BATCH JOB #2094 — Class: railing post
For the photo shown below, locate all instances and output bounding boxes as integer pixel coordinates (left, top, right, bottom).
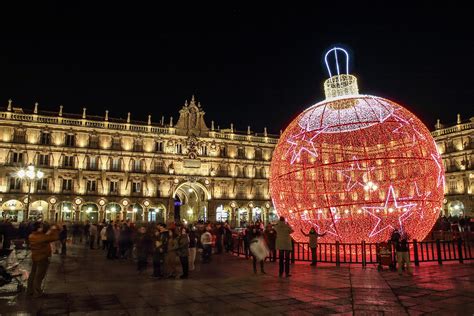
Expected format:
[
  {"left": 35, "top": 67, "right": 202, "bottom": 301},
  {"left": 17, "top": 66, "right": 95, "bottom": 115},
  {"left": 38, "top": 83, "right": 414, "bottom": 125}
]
[
  {"left": 458, "top": 238, "right": 464, "bottom": 264},
  {"left": 336, "top": 241, "right": 340, "bottom": 267},
  {"left": 436, "top": 239, "right": 443, "bottom": 265},
  {"left": 361, "top": 241, "right": 366, "bottom": 268},
  {"left": 291, "top": 240, "right": 295, "bottom": 264},
  {"left": 413, "top": 239, "right": 419, "bottom": 266},
  {"left": 238, "top": 237, "right": 241, "bottom": 256}
]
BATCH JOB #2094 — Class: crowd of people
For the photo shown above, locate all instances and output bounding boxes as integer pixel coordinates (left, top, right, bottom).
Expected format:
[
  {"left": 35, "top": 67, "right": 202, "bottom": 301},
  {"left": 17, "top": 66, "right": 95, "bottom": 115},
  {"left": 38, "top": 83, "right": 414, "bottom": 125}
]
[
  {"left": 433, "top": 215, "right": 472, "bottom": 233},
  {"left": 0, "top": 216, "right": 300, "bottom": 298},
  {"left": 1, "top": 213, "right": 471, "bottom": 298}
]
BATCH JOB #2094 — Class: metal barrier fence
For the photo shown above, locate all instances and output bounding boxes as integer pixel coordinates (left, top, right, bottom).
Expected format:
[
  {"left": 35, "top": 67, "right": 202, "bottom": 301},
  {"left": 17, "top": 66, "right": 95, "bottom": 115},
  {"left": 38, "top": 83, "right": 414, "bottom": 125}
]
[{"left": 231, "top": 237, "right": 474, "bottom": 267}]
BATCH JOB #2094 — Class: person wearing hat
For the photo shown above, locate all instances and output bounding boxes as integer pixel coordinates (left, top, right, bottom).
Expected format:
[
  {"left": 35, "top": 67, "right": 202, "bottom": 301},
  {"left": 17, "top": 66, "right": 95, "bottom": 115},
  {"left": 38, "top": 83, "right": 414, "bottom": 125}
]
[
  {"left": 27, "top": 222, "right": 60, "bottom": 298},
  {"left": 274, "top": 216, "right": 294, "bottom": 277}
]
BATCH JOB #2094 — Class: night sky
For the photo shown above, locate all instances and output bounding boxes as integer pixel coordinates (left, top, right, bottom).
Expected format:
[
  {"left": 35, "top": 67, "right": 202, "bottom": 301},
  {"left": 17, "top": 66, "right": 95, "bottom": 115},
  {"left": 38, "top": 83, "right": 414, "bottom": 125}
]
[{"left": 0, "top": 3, "right": 472, "bottom": 135}]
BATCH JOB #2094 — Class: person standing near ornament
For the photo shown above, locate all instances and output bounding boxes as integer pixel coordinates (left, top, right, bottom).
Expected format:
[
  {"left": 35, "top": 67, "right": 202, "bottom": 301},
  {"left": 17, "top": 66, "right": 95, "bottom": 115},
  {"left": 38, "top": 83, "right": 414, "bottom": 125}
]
[
  {"left": 263, "top": 224, "right": 276, "bottom": 262},
  {"left": 27, "top": 222, "right": 60, "bottom": 298},
  {"left": 395, "top": 232, "right": 412, "bottom": 275},
  {"left": 274, "top": 216, "right": 294, "bottom": 277},
  {"left": 249, "top": 224, "right": 266, "bottom": 274},
  {"left": 300, "top": 227, "right": 325, "bottom": 266}
]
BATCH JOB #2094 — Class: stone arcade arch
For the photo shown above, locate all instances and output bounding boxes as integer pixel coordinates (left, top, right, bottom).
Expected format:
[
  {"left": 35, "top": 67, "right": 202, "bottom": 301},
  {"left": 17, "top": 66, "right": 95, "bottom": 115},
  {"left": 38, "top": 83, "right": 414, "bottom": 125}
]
[{"left": 172, "top": 181, "right": 211, "bottom": 222}]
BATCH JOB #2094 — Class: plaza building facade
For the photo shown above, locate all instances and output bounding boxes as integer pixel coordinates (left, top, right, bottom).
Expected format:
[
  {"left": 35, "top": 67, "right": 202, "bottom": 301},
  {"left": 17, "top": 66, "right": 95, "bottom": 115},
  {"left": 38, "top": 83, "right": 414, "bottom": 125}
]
[
  {"left": 432, "top": 114, "right": 474, "bottom": 216},
  {"left": 0, "top": 96, "right": 279, "bottom": 225}
]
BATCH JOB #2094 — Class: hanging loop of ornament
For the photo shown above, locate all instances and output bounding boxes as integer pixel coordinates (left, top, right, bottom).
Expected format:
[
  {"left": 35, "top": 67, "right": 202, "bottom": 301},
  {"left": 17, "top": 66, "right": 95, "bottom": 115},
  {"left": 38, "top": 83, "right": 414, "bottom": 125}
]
[{"left": 324, "top": 47, "right": 350, "bottom": 77}]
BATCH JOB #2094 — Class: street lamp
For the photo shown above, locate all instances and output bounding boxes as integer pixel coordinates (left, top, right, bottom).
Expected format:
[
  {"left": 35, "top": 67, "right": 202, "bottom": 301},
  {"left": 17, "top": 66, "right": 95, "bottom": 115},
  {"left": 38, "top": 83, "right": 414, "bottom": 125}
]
[{"left": 16, "top": 164, "right": 44, "bottom": 220}]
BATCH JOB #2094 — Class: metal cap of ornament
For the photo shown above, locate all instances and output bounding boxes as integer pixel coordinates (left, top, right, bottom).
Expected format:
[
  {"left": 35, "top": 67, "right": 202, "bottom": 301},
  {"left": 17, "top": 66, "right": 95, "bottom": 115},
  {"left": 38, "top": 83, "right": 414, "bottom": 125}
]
[{"left": 323, "top": 47, "right": 359, "bottom": 101}]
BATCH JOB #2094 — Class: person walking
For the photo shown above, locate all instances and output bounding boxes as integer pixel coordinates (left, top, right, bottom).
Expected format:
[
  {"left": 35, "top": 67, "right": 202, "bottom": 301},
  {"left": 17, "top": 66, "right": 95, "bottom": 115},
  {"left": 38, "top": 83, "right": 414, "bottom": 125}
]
[
  {"left": 72, "top": 223, "right": 80, "bottom": 244},
  {"left": 264, "top": 224, "right": 277, "bottom": 262},
  {"left": 119, "top": 224, "right": 132, "bottom": 259},
  {"left": 188, "top": 226, "right": 197, "bottom": 271},
  {"left": 83, "top": 221, "right": 90, "bottom": 245},
  {"left": 89, "top": 223, "right": 97, "bottom": 250},
  {"left": 300, "top": 227, "right": 325, "bottom": 266},
  {"left": 249, "top": 224, "right": 266, "bottom": 274},
  {"left": 100, "top": 224, "right": 107, "bottom": 250},
  {"left": 134, "top": 226, "right": 152, "bottom": 273},
  {"left": 177, "top": 227, "right": 190, "bottom": 279},
  {"left": 96, "top": 221, "right": 104, "bottom": 248},
  {"left": 223, "top": 222, "right": 233, "bottom": 253},
  {"left": 274, "top": 216, "right": 294, "bottom": 277},
  {"left": 27, "top": 222, "right": 60, "bottom": 298},
  {"left": 106, "top": 224, "right": 116, "bottom": 259},
  {"left": 152, "top": 223, "right": 168, "bottom": 278},
  {"left": 59, "top": 225, "right": 68, "bottom": 256},
  {"left": 396, "top": 232, "right": 412, "bottom": 275},
  {"left": 215, "top": 223, "right": 224, "bottom": 254},
  {"left": 113, "top": 223, "right": 121, "bottom": 258},
  {"left": 200, "top": 226, "right": 213, "bottom": 263},
  {"left": 164, "top": 229, "right": 178, "bottom": 278},
  {"left": 243, "top": 227, "right": 251, "bottom": 259}
]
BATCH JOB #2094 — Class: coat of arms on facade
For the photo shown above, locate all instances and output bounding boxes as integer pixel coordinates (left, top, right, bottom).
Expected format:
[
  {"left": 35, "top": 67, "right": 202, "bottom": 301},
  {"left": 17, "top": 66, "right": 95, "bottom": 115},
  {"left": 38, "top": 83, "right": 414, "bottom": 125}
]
[{"left": 186, "top": 135, "right": 199, "bottom": 159}]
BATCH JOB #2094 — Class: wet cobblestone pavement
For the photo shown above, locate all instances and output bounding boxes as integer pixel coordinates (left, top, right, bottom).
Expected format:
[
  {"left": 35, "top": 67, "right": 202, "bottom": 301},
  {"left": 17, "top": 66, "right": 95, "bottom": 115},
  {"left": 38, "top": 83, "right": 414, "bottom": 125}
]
[{"left": 0, "top": 245, "right": 473, "bottom": 315}]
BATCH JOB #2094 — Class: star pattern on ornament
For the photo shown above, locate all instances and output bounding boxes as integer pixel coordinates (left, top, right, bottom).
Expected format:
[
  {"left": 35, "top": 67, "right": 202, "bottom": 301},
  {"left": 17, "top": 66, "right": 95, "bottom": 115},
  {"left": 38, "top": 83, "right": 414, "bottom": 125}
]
[
  {"left": 399, "top": 181, "right": 432, "bottom": 220},
  {"left": 286, "top": 128, "right": 326, "bottom": 164},
  {"left": 309, "top": 207, "right": 341, "bottom": 238},
  {"left": 337, "top": 156, "right": 375, "bottom": 191},
  {"left": 392, "top": 114, "right": 426, "bottom": 146},
  {"left": 431, "top": 153, "right": 445, "bottom": 189},
  {"left": 362, "top": 186, "right": 417, "bottom": 238}
]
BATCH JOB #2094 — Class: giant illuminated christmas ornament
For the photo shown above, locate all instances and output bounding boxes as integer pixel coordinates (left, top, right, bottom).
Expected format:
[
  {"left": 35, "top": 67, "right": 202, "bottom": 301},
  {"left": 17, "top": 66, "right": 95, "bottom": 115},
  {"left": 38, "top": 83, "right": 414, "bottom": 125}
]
[{"left": 269, "top": 47, "right": 444, "bottom": 244}]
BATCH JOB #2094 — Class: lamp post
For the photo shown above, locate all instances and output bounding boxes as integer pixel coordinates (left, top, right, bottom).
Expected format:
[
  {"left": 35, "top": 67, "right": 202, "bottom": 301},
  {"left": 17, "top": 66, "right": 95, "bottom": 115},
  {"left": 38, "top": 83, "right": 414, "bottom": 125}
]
[{"left": 17, "top": 164, "right": 44, "bottom": 221}]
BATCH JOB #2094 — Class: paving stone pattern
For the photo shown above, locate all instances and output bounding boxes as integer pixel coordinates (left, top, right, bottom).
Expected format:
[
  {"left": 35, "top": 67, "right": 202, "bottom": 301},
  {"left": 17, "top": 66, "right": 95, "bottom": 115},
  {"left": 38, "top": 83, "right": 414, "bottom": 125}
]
[{"left": 0, "top": 244, "right": 473, "bottom": 315}]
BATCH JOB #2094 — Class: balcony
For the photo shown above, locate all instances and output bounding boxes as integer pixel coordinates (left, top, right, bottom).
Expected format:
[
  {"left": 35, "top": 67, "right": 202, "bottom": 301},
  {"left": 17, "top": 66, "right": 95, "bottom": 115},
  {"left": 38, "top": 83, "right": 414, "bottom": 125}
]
[
  {"left": 445, "top": 166, "right": 459, "bottom": 173},
  {"left": 13, "top": 135, "right": 26, "bottom": 143},
  {"left": 130, "top": 166, "right": 145, "bottom": 173},
  {"left": 218, "top": 170, "right": 229, "bottom": 177},
  {"left": 444, "top": 145, "right": 454, "bottom": 153},
  {"left": 61, "top": 164, "right": 75, "bottom": 169},
  {"left": 109, "top": 164, "right": 123, "bottom": 172},
  {"left": 6, "top": 161, "right": 24, "bottom": 167},
  {"left": 153, "top": 166, "right": 165, "bottom": 174}
]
